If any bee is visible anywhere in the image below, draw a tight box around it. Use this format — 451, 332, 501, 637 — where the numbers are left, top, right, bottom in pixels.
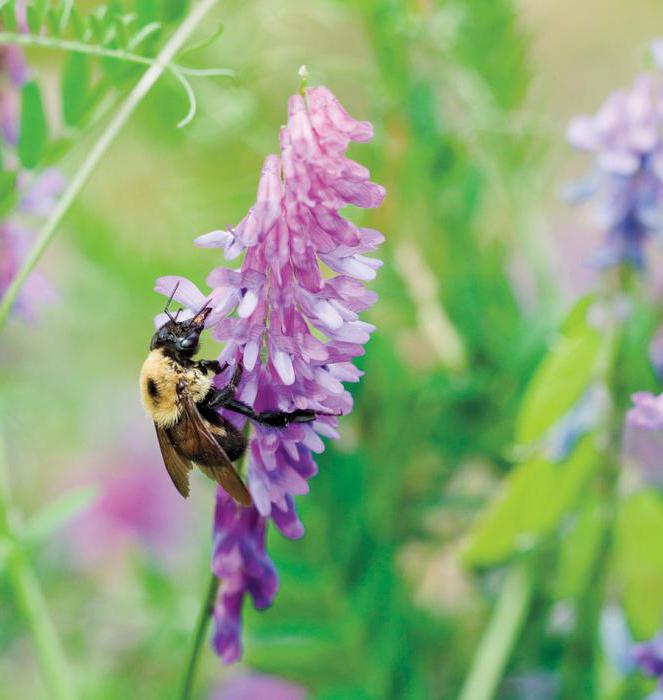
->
140, 287, 326, 506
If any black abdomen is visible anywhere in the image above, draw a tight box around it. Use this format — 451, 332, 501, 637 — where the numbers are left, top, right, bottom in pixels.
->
199, 405, 247, 461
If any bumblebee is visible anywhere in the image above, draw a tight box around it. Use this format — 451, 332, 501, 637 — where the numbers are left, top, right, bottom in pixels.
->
140, 292, 324, 506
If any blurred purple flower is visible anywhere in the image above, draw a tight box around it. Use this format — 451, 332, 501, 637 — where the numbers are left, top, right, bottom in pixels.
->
634, 631, 663, 688
567, 43, 663, 268
0, 42, 65, 319
626, 392, 663, 430
623, 392, 663, 488
66, 457, 190, 572
210, 672, 307, 700
155, 82, 384, 662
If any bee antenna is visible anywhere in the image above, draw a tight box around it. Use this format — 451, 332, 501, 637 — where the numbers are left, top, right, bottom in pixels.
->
194, 298, 213, 317
164, 281, 180, 322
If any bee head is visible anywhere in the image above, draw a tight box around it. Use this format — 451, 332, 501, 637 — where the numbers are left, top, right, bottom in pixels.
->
150, 284, 213, 359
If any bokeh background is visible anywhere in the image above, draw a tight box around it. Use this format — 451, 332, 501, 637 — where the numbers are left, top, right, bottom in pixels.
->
2, 0, 663, 698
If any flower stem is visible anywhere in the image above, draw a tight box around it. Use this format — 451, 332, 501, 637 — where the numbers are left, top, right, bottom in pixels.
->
0, 432, 76, 700
458, 561, 534, 700
179, 570, 220, 700
0, 0, 220, 332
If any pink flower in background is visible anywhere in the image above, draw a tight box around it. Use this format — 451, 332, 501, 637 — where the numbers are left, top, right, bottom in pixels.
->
0, 42, 65, 318
66, 456, 190, 571
210, 672, 307, 700
155, 81, 384, 662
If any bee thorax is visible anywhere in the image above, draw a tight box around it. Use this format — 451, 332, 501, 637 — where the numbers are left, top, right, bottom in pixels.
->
139, 349, 211, 427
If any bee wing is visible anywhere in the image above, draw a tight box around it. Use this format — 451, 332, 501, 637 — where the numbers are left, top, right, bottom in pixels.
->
176, 380, 252, 507
154, 423, 192, 498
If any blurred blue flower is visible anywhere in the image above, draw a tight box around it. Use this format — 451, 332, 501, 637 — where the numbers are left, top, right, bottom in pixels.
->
601, 605, 635, 676
155, 83, 384, 663
546, 383, 609, 462
634, 631, 663, 688
567, 43, 663, 268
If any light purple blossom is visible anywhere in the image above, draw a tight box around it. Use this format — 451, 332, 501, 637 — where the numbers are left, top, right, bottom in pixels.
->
210, 671, 307, 700
567, 42, 663, 267
0, 43, 65, 318
626, 392, 663, 431
623, 391, 663, 488
155, 83, 384, 663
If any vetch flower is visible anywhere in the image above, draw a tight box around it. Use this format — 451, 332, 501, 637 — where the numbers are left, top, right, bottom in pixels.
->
156, 78, 384, 663
567, 42, 663, 268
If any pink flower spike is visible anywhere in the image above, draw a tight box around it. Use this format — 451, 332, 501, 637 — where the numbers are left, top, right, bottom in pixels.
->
153, 78, 384, 665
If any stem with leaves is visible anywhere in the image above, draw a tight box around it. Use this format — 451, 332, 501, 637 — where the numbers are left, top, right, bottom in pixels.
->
0, 0, 220, 331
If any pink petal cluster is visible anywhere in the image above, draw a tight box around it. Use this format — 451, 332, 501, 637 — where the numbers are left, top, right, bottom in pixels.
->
155, 83, 384, 663
0, 44, 65, 318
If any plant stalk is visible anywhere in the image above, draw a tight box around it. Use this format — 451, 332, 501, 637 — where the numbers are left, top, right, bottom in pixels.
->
458, 561, 534, 700
0, 0, 220, 331
179, 570, 220, 700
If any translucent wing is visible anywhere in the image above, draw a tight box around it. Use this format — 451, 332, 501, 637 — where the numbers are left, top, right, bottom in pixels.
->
176, 380, 252, 507
154, 423, 192, 498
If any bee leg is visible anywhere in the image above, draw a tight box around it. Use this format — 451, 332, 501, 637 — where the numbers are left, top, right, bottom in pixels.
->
217, 397, 337, 428
196, 360, 226, 375
205, 363, 244, 408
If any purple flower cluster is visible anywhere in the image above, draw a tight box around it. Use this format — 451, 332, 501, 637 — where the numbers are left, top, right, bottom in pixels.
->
156, 83, 384, 662
0, 44, 64, 318
567, 43, 663, 268
634, 631, 663, 690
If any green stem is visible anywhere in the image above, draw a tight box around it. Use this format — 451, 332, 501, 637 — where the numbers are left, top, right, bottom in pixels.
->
458, 562, 534, 700
0, 31, 234, 77
180, 427, 251, 699
179, 570, 220, 700
0, 433, 76, 699
0, 0, 220, 331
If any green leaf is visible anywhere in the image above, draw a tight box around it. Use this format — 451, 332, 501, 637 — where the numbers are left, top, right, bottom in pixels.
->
465, 437, 599, 566
69, 5, 85, 38
23, 486, 98, 546
61, 52, 90, 126
17, 80, 48, 169
555, 497, 605, 599
515, 297, 601, 445
45, 6, 61, 35
0, 537, 11, 574
614, 490, 663, 639
1, 1, 17, 32
26, 0, 46, 34
0, 171, 17, 218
